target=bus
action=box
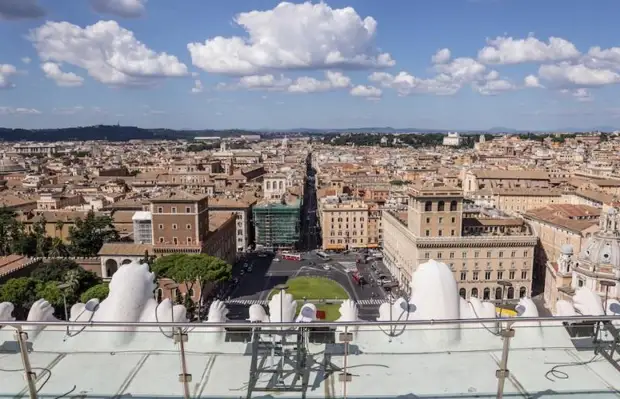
[316,251,331,260]
[281,252,302,261]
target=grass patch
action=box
[268,276,349,321]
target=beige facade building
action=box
[382,182,537,301]
[320,199,382,250]
[463,169,550,196]
[491,188,563,214]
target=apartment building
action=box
[209,197,256,252]
[382,181,537,301]
[319,199,383,250]
[149,191,211,252]
[490,188,563,214]
[463,169,550,196]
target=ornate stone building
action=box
[544,204,620,313]
[382,181,537,301]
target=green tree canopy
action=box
[0,278,39,320]
[68,210,119,257]
[80,283,109,303]
[30,259,81,282]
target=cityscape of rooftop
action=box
[1,1,620,398]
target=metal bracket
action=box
[495,369,510,379]
[338,372,352,382]
[174,331,188,343]
[178,373,192,383]
[500,329,515,338]
[338,332,353,343]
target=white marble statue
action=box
[335,299,360,341]
[0,302,15,322]
[295,303,317,323]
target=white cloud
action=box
[524,74,543,88]
[370,71,461,96]
[288,71,351,93]
[30,20,188,87]
[191,79,203,93]
[41,62,84,87]
[431,48,451,64]
[350,85,382,99]
[433,57,487,83]
[52,106,84,115]
[473,79,515,95]
[0,106,41,115]
[21,57,31,64]
[187,2,394,75]
[478,35,580,64]
[538,62,620,87]
[90,0,146,18]
[0,0,45,20]
[561,88,593,102]
[0,64,18,89]
[238,74,292,90]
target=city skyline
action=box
[2,0,620,130]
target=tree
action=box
[68,211,119,257]
[0,278,39,320]
[152,254,232,319]
[30,259,81,282]
[55,220,65,240]
[80,284,109,303]
[33,215,48,257]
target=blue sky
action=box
[1,0,620,130]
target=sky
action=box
[2,0,620,131]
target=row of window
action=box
[459,286,527,300]
[158,223,192,230]
[460,270,528,281]
[425,229,456,236]
[426,216,456,224]
[424,200,458,212]
[328,238,366,244]
[155,206,193,213]
[425,250,529,259]
[331,217,366,223]
[158,237,193,244]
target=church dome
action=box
[560,243,574,255]
[580,236,620,267]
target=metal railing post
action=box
[495,321,514,399]
[15,326,38,399]
[174,327,191,399]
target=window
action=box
[171,207,177,213]
[483,288,490,300]
[487,251,492,258]
[460,271,467,281]
[519,287,527,298]
[511,251,516,257]
[426,217,431,223]
[185,206,191,213]
[438,217,443,224]
[424,252,430,259]
[484,271,491,280]
[425,230,430,237]
[523,251,529,257]
[157,207,163,213]
[158,224,163,230]
[437,252,443,259]
[495,287,503,299]
[450,252,455,259]
[159,237,164,243]
[473,271,479,280]
[187,237,192,244]
[188,224,193,230]
[451,229,455,236]
[499,251,504,258]
[438,201,445,211]
[471,288,478,298]
[425,201,432,212]
[438,230,443,236]
[451,217,455,223]
[507,286,514,299]
[521,271,528,279]
[450,200,457,211]
[474,251,479,258]
[172,224,178,230]
[497,271,503,280]
[459,288,466,299]
[173,237,178,245]
[578,279,584,287]
[509,271,515,279]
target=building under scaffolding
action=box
[253,198,301,250]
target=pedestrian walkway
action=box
[225,298,387,306]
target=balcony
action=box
[1,315,619,398]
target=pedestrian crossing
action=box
[225,299,387,306]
